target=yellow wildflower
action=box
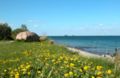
[52,59,55,62]
[64,73,69,77]
[91,76,95,78]
[70,58,74,61]
[96,66,103,71]
[22,68,27,72]
[79,68,83,72]
[28,72,31,75]
[69,71,73,76]
[106,69,112,75]
[26,64,31,69]
[60,56,63,60]
[23,71,26,75]
[74,73,77,76]
[70,63,75,67]
[84,66,89,71]
[97,71,102,77]
[64,61,68,64]
[37,70,41,74]
[20,64,24,68]
[15,72,19,78]
[10,71,14,76]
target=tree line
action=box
[0,23,28,40]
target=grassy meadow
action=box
[0,41,119,78]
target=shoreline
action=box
[66,47,114,60]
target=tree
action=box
[0,23,12,40]
[12,24,29,39]
[21,24,28,31]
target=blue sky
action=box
[0,0,120,36]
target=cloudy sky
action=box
[0,0,120,36]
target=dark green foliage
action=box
[12,24,28,39]
[0,23,12,40]
[21,24,28,31]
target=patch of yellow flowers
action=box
[0,51,113,78]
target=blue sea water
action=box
[49,36,120,55]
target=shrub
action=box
[0,23,12,40]
[12,24,28,39]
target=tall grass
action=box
[0,41,118,78]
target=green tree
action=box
[21,24,28,31]
[12,24,29,39]
[0,23,12,40]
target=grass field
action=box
[0,41,119,78]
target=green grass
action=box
[0,41,118,78]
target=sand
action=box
[66,47,114,60]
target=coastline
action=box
[66,47,114,60]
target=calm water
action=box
[49,36,120,55]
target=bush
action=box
[12,24,28,39]
[0,23,12,40]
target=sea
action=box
[49,36,120,55]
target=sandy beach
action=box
[66,47,114,60]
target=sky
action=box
[0,0,120,36]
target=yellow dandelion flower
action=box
[97,71,102,77]
[74,73,77,76]
[64,61,68,64]
[20,64,24,68]
[15,72,19,78]
[60,56,63,60]
[52,59,55,62]
[27,72,31,75]
[69,71,73,76]
[91,76,95,78]
[37,70,41,74]
[70,63,75,67]
[84,66,89,71]
[106,69,112,75]
[96,66,103,71]
[10,70,14,75]
[79,68,83,72]
[70,58,74,61]
[26,65,31,69]
[22,68,27,72]
[64,73,69,77]
[23,71,26,75]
